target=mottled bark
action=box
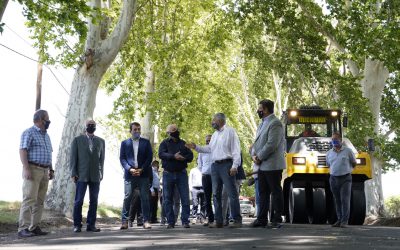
[361,59,389,217]
[140,61,155,147]
[46,0,137,215]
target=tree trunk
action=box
[0,0,9,23]
[360,58,389,217]
[140,61,155,147]
[45,0,137,215]
[46,67,105,216]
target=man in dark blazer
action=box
[120,122,153,230]
[71,119,105,233]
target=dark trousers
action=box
[150,188,159,222]
[258,170,283,224]
[121,177,150,223]
[202,174,214,222]
[129,187,142,223]
[191,187,205,218]
[73,181,100,227]
[330,174,352,224]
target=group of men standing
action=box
[17,98,356,237]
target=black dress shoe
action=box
[86,226,101,232]
[30,226,49,235]
[166,224,175,229]
[137,222,143,227]
[183,223,190,228]
[128,221,133,228]
[73,226,82,233]
[250,219,267,228]
[18,229,35,238]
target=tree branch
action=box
[98,0,137,68]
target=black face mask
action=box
[170,131,180,139]
[86,124,96,134]
[257,110,264,119]
[44,120,51,130]
[212,123,219,130]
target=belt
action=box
[28,161,50,169]
[214,158,232,164]
[163,169,185,173]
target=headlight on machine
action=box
[356,158,366,165]
[292,157,306,165]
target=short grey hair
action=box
[213,113,226,123]
[33,109,48,122]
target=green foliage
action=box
[17,0,92,66]
[230,0,399,169]
[385,195,400,218]
[0,200,20,223]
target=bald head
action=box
[86,119,96,126]
[166,124,178,133]
[166,124,180,140]
[86,119,96,134]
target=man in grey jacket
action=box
[71,120,105,233]
[250,99,286,228]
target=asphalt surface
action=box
[2,219,399,249]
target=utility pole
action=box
[35,62,43,110]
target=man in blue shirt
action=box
[150,160,161,223]
[159,124,193,228]
[197,135,214,226]
[18,109,54,238]
[326,132,357,228]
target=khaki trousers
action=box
[18,164,49,232]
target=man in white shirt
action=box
[186,113,242,228]
[189,165,205,223]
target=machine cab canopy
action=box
[283,107,343,152]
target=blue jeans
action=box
[330,174,352,224]
[163,170,190,225]
[73,181,100,227]
[211,161,242,224]
[121,177,150,223]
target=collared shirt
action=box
[132,138,139,167]
[150,169,160,192]
[189,167,203,189]
[86,133,94,152]
[326,146,356,176]
[20,125,52,166]
[198,152,212,175]
[196,125,241,169]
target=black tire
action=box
[289,183,308,223]
[309,188,327,224]
[349,184,366,225]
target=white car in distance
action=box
[240,199,255,217]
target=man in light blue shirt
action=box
[197,135,214,226]
[326,132,356,228]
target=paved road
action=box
[2,219,399,249]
